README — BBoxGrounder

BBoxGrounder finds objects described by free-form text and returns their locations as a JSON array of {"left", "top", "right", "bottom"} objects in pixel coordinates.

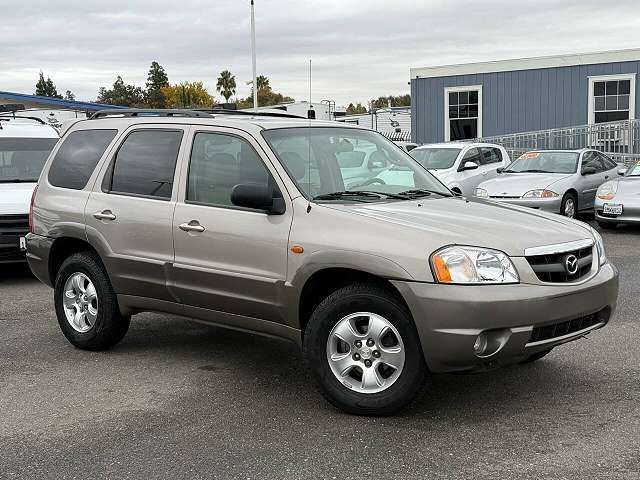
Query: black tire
[
  {"left": 597, "top": 221, "right": 617, "bottom": 230},
  {"left": 54, "top": 251, "right": 130, "bottom": 351},
  {"left": 520, "top": 348, "right": 553, "bottom": 364},
  {"left": 560, "top": 192, "right": 578, "bottom": 218},
  {"left": 303, "top": 283, "right": 427, "bottom": 416}
]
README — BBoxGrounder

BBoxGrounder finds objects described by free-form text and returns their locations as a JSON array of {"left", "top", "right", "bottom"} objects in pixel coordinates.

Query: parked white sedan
[{"left": 399, "top": 142, "right": 510, "bottom": 196}]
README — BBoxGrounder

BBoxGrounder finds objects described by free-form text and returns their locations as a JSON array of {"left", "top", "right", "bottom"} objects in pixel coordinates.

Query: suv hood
[
  {"left": 0, "top": 182, "right": 36, "bottom": 215},
  {"left": 326, "top": 197, "right": 592, "bottom": 256},
  {"left": 480, "top": 173, "right": 572, "bottom": 196}
]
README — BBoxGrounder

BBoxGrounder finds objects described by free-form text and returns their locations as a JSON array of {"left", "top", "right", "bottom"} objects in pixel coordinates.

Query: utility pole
[{"left": 250, "top": 0, "right": 257, "bottom": 109}]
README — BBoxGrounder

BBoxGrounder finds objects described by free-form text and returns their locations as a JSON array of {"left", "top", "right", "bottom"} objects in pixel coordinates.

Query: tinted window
[
  {"left": 188, "top": 132, "right": 273, "bottom": 207},
  {"left": 461, "top": 147, "right": 481, "bottom": 166},
  {"left": 0, "top": 138, "right": 58, "bottom": 182},
  {"left": 480, "top": 147, "right": 502, "bottom": 165},
  {"left": 106, "top": 130, "right": 182, "bottom": 199},
  {"left": 48, "top": 129, "right": 117, "bottom": 190},
  {"left": 410, "top": 147, "right": 461, "bottom": 170},
  {"left": 582, "top": 151, "right": 606, "bottom": 173},
  {"left": 599, "top": 153, "right": 618, "bottom": 170}
]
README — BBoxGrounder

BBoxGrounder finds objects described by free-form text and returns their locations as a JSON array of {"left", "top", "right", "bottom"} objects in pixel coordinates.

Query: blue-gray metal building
[{"left": 410, "top": 48, "right": 640, "bottom": 144}]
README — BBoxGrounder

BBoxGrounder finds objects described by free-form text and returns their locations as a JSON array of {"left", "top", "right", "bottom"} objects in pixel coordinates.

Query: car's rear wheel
[
  {"left": 520, "top": 348, "right": 553, "bottom": 364},
  {"left": 303, "top": 283, "right": 426, "bottom": 416},
  {"left": 54, "top": 251, "right": 130, "bottom": 351},
  {"left": 560, "top": 192, "right": 577, "bottom": 218}
]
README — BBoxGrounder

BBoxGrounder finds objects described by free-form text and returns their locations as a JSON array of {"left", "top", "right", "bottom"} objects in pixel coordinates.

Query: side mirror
[
  {"left": 582, "top": 166, "right": 597, "bottom": 176},
  {"left": 618, "top": 168, "right": 627, "bottom": 176},
  {"left": 231, "top": 183, "right": 285, "bottom": 214},
  {"left": 496, "top": 167, "right": 505, "bottom": 174},
  {"left": 459, "top": 161, "right": 479, "bottom": 171}
]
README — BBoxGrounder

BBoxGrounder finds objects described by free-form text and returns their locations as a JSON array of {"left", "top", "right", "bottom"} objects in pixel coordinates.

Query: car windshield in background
[
  {"left": 0, "top": 137, "right": 58, "bottom": 182},
  {"left": 262, "top": 127, "right": 451, "bottom": 201},
  {"left": 410, "top": 147, "right": 461, "bottom": 170},
  {"left": 504, "top": 151, "right": 579, "bottom": 174},
  {"left": 626, "top": 162, "right": 640, "bottom": 176}
]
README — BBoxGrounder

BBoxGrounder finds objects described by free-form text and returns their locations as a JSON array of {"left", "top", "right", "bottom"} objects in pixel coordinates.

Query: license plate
[
  {"left": 19, "top": 236, "right": 26, "bottom": 251},
  {"left": 603, "top": 203, "right": 623, "bottom": 215}
]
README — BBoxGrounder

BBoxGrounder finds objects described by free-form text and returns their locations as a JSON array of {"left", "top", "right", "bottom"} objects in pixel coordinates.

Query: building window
[
  {"left": 588, "top": 74, "right": 636, "bottom": 124},
  {"left": 444, "top": 85, "right": 482, "bottom": 141}
]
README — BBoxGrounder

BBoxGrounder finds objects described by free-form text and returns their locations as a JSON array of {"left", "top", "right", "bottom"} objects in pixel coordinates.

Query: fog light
[{"left": 474, "top": 333, "right": 488, "bottom": 355}]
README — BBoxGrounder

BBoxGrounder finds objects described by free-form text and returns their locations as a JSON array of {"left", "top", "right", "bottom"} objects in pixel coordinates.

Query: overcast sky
[{"left": 2, "top": 0, "right": 640, "bottom": 107}]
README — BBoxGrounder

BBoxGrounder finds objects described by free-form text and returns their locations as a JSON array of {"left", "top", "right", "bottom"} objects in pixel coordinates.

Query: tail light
[{"left": 29, "top": 184, "right": 38, "bottom": 233}]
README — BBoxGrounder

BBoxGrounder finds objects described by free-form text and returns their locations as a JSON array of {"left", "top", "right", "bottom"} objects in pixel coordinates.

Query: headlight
[
  {"left": 431, "top": 246, "right": 519, "bottom": 284},
  {"left": 475, "top": 188, "right": 488, "bottom": 198},
  {"left": 591, "top": 227, "right": 607, "bottom": 266},
  {"left": 596, "top": 181, "right": 618, "bottom": 200},
  {"left": 522, "top": 189, "right": 559, "bottom": 198}
]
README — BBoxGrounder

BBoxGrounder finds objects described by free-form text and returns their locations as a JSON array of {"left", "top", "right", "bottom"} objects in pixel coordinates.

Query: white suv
[
  {"left": 0, "top": 114, "right": 59, "bottom": 263},
  {"left": 402, "top": 142, "right": 510, "bottom": 196}
]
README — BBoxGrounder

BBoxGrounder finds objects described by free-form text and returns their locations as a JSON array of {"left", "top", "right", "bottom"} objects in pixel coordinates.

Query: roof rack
[
  {"left": 0, "top": 113, "right": 47, "bottom": 125},
  {"left": 196, "top": 108, "right": 306, "bottom": 119},
  {"left": 90, "top": 109, "right": 213, "bottom": 119}
]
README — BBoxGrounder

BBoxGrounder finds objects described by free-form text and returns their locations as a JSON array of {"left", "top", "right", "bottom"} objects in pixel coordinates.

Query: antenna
[
  {"left": 250, "top": 0, "right": 258, "bottom": 109},
  {"left": 306, "top": 59, "right": 312, "bottom": 213}
]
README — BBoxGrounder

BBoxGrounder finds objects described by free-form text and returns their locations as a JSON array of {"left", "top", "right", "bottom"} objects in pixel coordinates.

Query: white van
[{"left": 0, "top": 115, "right": 59, "bottom": 263}]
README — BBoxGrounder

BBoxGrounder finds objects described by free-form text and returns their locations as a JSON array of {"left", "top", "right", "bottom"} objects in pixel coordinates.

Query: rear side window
[
  {"left": 104, "top": 130, "right": 182, "bottom": 199},
  {"left": 480, "top": 147, "right": 503, "bottom": 165},
  {"left": 48, "top": 129, "right": 117, "bottom": 190}
]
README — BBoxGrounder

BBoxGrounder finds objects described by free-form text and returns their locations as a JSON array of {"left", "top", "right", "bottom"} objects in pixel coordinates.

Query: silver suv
[{"left": 27, "top": 109, "right": 619, "bottom": 415}]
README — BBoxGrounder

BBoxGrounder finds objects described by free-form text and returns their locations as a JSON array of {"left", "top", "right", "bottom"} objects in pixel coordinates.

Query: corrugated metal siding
[{"left": 412, "top": 60, "right": 640, "bottom": 144}]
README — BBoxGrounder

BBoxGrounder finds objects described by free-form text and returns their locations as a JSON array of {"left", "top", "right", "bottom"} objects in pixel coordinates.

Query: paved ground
[{"left": 1, "top": 220, "right": 639, "bottom": 480}]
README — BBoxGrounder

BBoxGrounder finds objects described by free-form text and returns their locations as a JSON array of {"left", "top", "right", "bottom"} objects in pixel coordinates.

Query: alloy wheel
[{"left": 62, "top": 272, "right": 98, "bottom": 333}]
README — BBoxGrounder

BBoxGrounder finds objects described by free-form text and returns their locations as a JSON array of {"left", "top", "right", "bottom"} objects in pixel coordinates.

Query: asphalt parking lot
[{"left": 1, "top": 219, "right": 638, "bottom": 480}]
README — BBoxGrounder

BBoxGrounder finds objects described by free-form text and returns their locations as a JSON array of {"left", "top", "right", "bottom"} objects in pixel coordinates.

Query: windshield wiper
[
  {"left": 0, "top": 178, "right": 38, "bottom": 183},
  {"left": 396, "top": 188, "right": 452, "bottom": 198},
  {"left": 313, "top": 190, "right": 407, "bottom": 201},
  {"left": 517, "top": 169, "right": 553, "bottom": 173}
]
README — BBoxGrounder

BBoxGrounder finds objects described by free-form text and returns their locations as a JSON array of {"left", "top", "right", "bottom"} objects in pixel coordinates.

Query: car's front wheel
[
  {"left": 54, "top": 251, "right": 130, "bottom": 351},
  {"left": 303, "top": 283, "right": 426, "bottom": 415},
  {"left": 560, "top": 192, "right": 577, "bottom": 218}
]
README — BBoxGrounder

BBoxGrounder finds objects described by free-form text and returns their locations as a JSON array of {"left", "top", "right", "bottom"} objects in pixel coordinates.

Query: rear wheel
[
  {"left": 54, "top": 251, "right": 130, "bottom": 351},
  {"left": 520, "top": 348, "right": 553, "bottom": 364},
  {"left": 560, "top": 192, "right": 577, "bottom": 218},
  {"left": 303, "top": 283, "right": 426, "bottom": 416}
]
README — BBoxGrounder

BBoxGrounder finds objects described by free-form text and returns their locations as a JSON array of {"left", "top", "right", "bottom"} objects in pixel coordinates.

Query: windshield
[
  {"left": 262, "top": 127, "right": 451, "bottom": 201},
  {"left": 0, "top": 137, "right": 58, "bottom": 182},
  {"left": 626, "top": 161, "right": 640, "bottom": 177},
  {"left": 504, "top": 151, "right": 579, "bottom": 174},
  {"left": 410, "top": 147, "right": 461, "bottom": 170}
]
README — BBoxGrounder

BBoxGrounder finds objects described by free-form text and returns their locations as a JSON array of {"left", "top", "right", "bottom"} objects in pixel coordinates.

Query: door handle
[
  {"left": 179, "top": 220, "right": 205, "bottom": 233},
  {"left": 93, "top": 210, "right": 116, "bottom": 221}
]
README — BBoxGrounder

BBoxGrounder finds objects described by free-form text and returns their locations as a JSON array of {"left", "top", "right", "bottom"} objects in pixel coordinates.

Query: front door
[
  {"left": 171, "top": 129, "right": 292, "bottom": 324},
  {"left": 579, "top": 151, "right": 606, "bottom": 209},
  {"left": 85, "top": 127, "right": 186, "bottom": 301},
  {"left": 456, "top": 147, "right": 483, "bottom": 195}
]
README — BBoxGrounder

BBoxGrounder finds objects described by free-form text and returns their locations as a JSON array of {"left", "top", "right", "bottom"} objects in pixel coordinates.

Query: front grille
[
  {"left": 526, "top": 246, "right": 593, "bottom": 283},
  {"left": 489, "top": 195, "right": 520, "bottom": 199},
  {"left": 0, "top": 215, "right": 28, "bottom": 261},
  {"left": 529, "top": 308, "right": 610, "bottom": 344}
]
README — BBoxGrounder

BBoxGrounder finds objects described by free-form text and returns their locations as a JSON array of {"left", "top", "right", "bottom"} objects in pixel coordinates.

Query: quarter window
[
  {"left": 187, "top": 132, "right": 275, "bottom": 208},
  {"left": 48, "top": 129, "right": 117, "bottom": 190},
  {"left": 104, "top": 130, "right": 182, "bottom": 199}
]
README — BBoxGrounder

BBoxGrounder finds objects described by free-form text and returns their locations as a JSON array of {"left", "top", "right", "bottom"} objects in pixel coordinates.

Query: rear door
[
  {"left": 170, "top": 127, "right": 292, "bottom": 324},
  {"left": 85, "top": 126, "right": 187, "bottom": 301},
  {"left": 479, "top": 146, "right": 505, "bottom": 183}
]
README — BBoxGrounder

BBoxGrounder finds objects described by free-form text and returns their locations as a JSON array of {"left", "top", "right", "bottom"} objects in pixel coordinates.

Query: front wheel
[
  {"left": 303, "top": 283, "right": 426, "bottom": 415},
  {"left": 54, "top": 251, "right": 130, "bottom": 351},
  {"left": 560, "top": 192, "right": 577, "bottom": 218}
]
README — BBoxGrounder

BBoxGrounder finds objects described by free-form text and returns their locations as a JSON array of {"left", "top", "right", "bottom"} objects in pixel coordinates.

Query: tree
[
  {"left": 97, "top": 76, "right": 145, "bottom": 107},
  {"left": 216, "top": 70, "right": 236, "bottom": 102},
  {"left": 346, "top": 102, "right": 367, "bottom": 115},
  {"left": 161, "top": 82, "right": 214, "bottom": 108},
  {"left": 64, "top": 90, "right": 76, "bottom": 101},
  {"left": 236, "top": 75, "right": 293, "bottom": 108},
  {"left": 145, "top": 61, "right": 169, "bottom": 108},
  {"left": 370, "top": 94, "right": 411, "bottom": 110},
  {"left": 35, "top": 71, "right": 62, "bottom": 98},
  {"left": 256, "top": 75, "right": 270, "bottom": 92}
]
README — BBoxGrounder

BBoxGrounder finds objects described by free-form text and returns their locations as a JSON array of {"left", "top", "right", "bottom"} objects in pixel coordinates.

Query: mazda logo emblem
[{"left": 565, "top": 254, "right": 579, "bottom": 275}]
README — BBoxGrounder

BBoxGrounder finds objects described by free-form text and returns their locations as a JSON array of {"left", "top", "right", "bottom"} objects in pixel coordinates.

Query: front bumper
[
  {"left": 392, "top": 263, "right": 619, "bottom": 373},
  {"left": 595, "top": 198, "right": 640, "bottom": 224},
  {"left": 486, "top": 196, "right": 562, "bottom": 213}
]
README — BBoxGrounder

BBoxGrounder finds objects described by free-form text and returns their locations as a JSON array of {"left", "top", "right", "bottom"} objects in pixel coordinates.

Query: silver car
[
  {"left": 595, "top": 160, "right": 640, "bottom": 228},
  {"left": 475, "top": 149, "right": 621, "bottom": 218}
]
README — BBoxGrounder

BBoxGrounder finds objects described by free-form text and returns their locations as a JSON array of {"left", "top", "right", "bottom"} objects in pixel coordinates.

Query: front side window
[
  {"left": 505, "top": 152, "right": 579, "bottom": 174},
  {"left": 599, "top": 153, "right": 618, "bottom": 170},
  {"left": 460, "top": 147, "right": 481, "bottom": 167},
  {"left": 410, "top": 147, "right": 461, "bottom": 170},
  {"left": 446, "top": 88, "right": 480, "bottom": 141},
  {"left": 48, "top": 129, "right": 117, "bottom": 189},
  {"left": 0, "top": 137, "right": 58, "bottom": 183},
  {"left": 262, "top": 127, "right": 451, "bottom": 201},
  {"left": 104, "top": 130, "right": 182, "bottom": 199},
  {"left": 187, "top": 132, "right": 275, "bottom": 207},
  {"left": 581, "top": 151, "right": 606, "bottom": 173},
  {"left": 626, "top": 161, "right": 640, "bottom": 176}
]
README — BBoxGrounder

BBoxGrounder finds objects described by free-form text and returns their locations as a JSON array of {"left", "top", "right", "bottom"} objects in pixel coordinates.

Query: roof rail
[
  {"left": 196, "top": 108, "right": 307, "bottom": 119},
  {"left": 0, "top": 113, "right": 47, "bottom": 125},
  {"left": 90, "top": 109, "right": 213, "bottom": 119}
]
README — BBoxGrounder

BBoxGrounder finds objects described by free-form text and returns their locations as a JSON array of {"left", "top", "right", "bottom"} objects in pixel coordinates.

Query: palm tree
[
  {"left": 216, "top": 70, "right": 236, "bottom": 102},
  {"left": 256, "top": 75, "right": 270, "bottom": 92}
]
